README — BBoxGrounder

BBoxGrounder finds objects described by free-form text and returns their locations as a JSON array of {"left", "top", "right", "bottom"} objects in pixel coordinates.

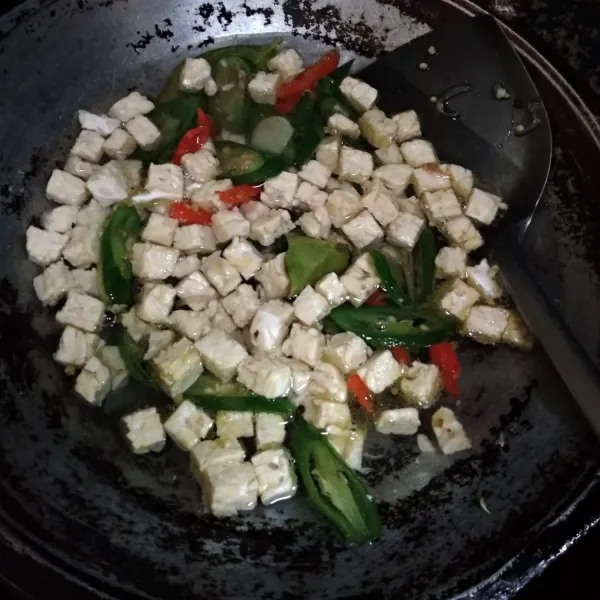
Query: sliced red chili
[
  {"left": 348, "top": 373, "right": 374, "bottom": 413},
  {"left": 169, "top": 202, "right": 212, "bottom": 225},
  {"left": 171, "top": 109, "right": 213, "bottom": 166},
  {"left": 391, "top": 346, "right": 411, "bottom": 366},
  {"left": 429, "top": 342, "right": 461, "bottom": 398},
  {"left": 366, "top": 289, "right": 387, "bottom": 307},
  {"left": 217, "top": 184, "right": 262, "bottom": 206}
]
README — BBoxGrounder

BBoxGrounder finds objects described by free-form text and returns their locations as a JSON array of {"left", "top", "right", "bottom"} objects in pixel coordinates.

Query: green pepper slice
[
  {"left": 372, "top": 250, "right": 411, "bottom": 307},
  {"left": 200, "top": 40, "right": 282, "bottom": 71},
  {"left": 117, "top": 328, "right": 161, "bottom": 390},
  {"left": 329, "top": 59, "right": 354, "bottom": 85},
  {"left": 214, "top": 141, "right": 285, "bottom": 184},
  {"left": 290, "top": 92, "right": 324, "bottom": 167}
]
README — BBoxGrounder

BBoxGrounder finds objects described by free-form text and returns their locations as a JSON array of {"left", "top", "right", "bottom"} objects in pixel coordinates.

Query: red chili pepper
[
  {"left": 275, "top": 89, "right": 317, "bottom": 114},
  {"left": 348, "top": 373, "right": 374, "bottom": 413},
  {"left": 217, "top": 184, "right": 262, "bottom": 206},
  {"left": 429, "top": 342, "right": 461, "bottom": 398},
  {"left": 391, "top": 346, "right": 411, "bottom": 366},
  {"left": 169, "top": 202, "right": 212, "bottom": 225},
  {"left": 171, "top": 108, "right": 213, "bottom": 166},
  {"left": 366, "top": 289, "right": 387, "bottom": 306}
]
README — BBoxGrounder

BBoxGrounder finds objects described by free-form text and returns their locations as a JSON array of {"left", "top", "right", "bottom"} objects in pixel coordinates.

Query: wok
[{"left": 1, "top": 1, "right": 600, "bottom": 598}]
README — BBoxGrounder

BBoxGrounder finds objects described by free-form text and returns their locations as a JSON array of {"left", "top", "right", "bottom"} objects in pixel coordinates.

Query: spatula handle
[{"left": 494, "top": 243, "right": 600, "bottom": 439}]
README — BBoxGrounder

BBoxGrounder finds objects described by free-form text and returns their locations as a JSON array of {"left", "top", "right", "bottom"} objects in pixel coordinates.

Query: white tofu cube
[
  {"left": 375, "top": 407, "right": 420, "bottom": 435},
  {"left": 437, "top": 278, "right": 481, "bottom": 321},
  {"left": 442, "top": 216, "right": 484, "bottom": 252},
  {"left": 465, "top": 259, "right": 502, "bottom": 303},
  {"left": 326, "top": 113, "right": 360, "bottom": 139},
  {"left": 315, "top": 272, "right": 348, "bottom": 307},
  {"left": 254, "top": 253, "right": 289, "bottom": 299},
  {"left": 248, "top": 71, "right": 280, "bottom": 104},
  {"left": 64, "top": 155, "right": 97, "bottom": 181},
  {"left": 342, "top": 210, "right": 384, "bottom": 250},
  {"left": 432, "top": 407, "right": 472, "bottom": 454},
  {"left": 173, "top": 254, "right": 202, "bottom": 279},
  {"left": 338, "top": 147, "right": 373, "bottom": 184},
  {"left": 86, "top": 161, "right": 130, "bottom": 207},
  {"left": 387, "top": 212, "right": 425, "bottom": 250},
  {"left": 323, "top": 332, "right": 370, "bottom": 374},
  {"left": 141, "top": 213, "right": 178, "bottom": 247},
  {"left": 179, "top": 57, "right": 212, "bottom": 92},
  {"left": 441, "top": 164, "right": 474, "bottom": 200},
  {"left": 315, "top": 137, "right": 341, "bottom": 172},
  {"left": 400, "top": 361, "right": 442, "bottom": 409},
  {"left": 96, "top": 345, "right": 128, "bottom": 390},
  {"left": 362, "top": 187, "right": 399, "bottom": 227},
  {"left": 189, "top": 179, "right": 231, "bottom": 211},
  {"left": 357, "top": 349, "right": 405, "bottom": 394},
  {"left": 102, "top": 128, "right": 136, "bottom": 160},
  {"left": 293, "top": 286, "right": 330, "bottom": 326},
  {"left": 164, "top": 400, "right": 214, "bottom": 451},
  {"left": 339, "top": 77, "right": 378, "bottom": 112},
  {"left": 435, "top": 246, "right": 467, "bottom": 279},
  {"left": 421, "top": 189, "right": 463, "bottom": 225},
  {"left": 464, "top": 188, "right": 502, "bottom": 225},
  {"left": 267, "top": 49, "right": 303, "bottom": 81},
  {"left": 46, "top": 169, "right": 89, "bottom": 206},
  {"left": 249, "top": 299, "right": 294, "bottom": 354},
  {"left": 33, "top": 261, "right": 71, "bottom": 305},
  {"left": 144, "top": 329, "right": 176, "bottom": 360},
  {"left": 190, "top": 436, "right": 246, "bottom": 479},
  {"left": 75, "top": 356, "right": 111, "bottom": 406},
  {"left": 392, "top": 110, "right": 421, "bottom": 142},
  {"left": 308, "top": 398, "right": 352, "bottom": 430},
  {"left": 200, "top": 252, "right": 242, "bottom": 296},
  {"left": 54, "top": 326, "right": 100, "bottom": 367},
  {"left": 78, "top": 110, "right": 120, "bottom": 136},
  {"left": 282, "top": 358, "right": 312, "bottom": 400},
  {"left": 328, "top": 426, "right": 366, "bottom": 470},
  {"left": 76, "top": 199, "right": 108, "bottom": 229},
  {"left": 121, "top": 408, "right": 166, "bottom": 455},
  {"left": 372, "top": 164, "right": 414, "bottom": 196},
  {"left": 309, "top": 361, "right": 347, "bottom": 403},
  {"left": 339, "top": 264, "right": 379, "bottom": 307},
  {"left": 42, "top": 205, "right": 79, "bottom": 234},
  {"left": 359, "top": 109, "right": 397, "bottom": 149},
  {"left": 56, "top": 291, "right": 105, "bottom": 333},
  {"left": 417, "top": 433, "right": 436, "bottom": 453},
  {"left": 502, "top": 310, "right": 534, "bottom": 351},
  {"left": 124, "top": 115, "right": 161, "bottom": 150},
  {"left": 173, "top": 224, "right": 217, "bottom": 255},
  {"left": 119, "top": 308, "right": 152, "bottom": 344},
  {"left": 26, "top": 226, "right": 68, "bottom": 266},
  {"left": 136, "top": 283, "right": 176, "bottom": 324},
  {"left": 239, "top": 200, "right": 270, "bottom": 222},
  {"left": 396, "top": 195, "right": 425, "bottom": 218},
  {"left": 400, "top": 139, "right": 437, "bottom": 167},
  {"left": 255, "top": 414, "right": 287, "bottom": 451},
  {"left": 411, "top": 164, "right": 452, "bottom": 196},
  {"left": 297, "top": 206, "right": 332, "bottom": 239},
  {"left": 375, "top": 143, "right": 404, "bottom": 165},
  {"left": 146, "top": 163, "right": 184, "bottom": 201},
  {"left": 221, "top": 284, "right": 262, "bottom": 328},
  {"left": 222, "top": 237, "right": 263, "bottom": 280},
  {"left": 62, "top": 225, "right": 99, "bottom": 268},
  {"left": 298, "top": 160, "right": 331, "bottom": 189},
  {"left": 260, "top": 171, "right": 299, "bottom": 209},
  {"left": 211, "top": 209, "right": 250, "bottom": 244},
  {"left": 71, "top": 130, "right": 105, "bottom": 163},
  {"left": 249, "top": 209, "right": 295, "bottom": 246},
  {"left": 152, "top": 337, "right": 204, "bottom": 397},
  {"left": 237, "top": 356, "right": 292, "bottom": 398},
  {"left": 175, "top": 271, "right": 218, "bottom": 311},
  {"left": 108, "top": 91, "right": 154, "bottom": 122},
  {"left": 131, "top": 242, "right": 179, "bottom": 280},
  {"left": 461, "top": 305, "right": 510, "bottom": 344},
  {"left": 195, "top": 329, "right": 248, "bottom": 382},
  {"left": 325, "top": 187, "right": 363, "bottom": 228},
  {"left": 354, "top": 252, "right": 380, "bottom": 279},
  {"left": 282, "top": 323, "right": 325, "bottom": 367},
  {"left": 169, "top": 309, "right": 212, "bottom": 341},
  {"left": 181, "top": 149, "right": 220, "bottom": 183},
  {"left": 251, "top": 448, "right": 297, "bottom": 505},
  {"left": 202, "top": 462, "right": 258, "bottom": 517},
  {"left": 216, "top": 411, "right": 254, "bottom": 439}
]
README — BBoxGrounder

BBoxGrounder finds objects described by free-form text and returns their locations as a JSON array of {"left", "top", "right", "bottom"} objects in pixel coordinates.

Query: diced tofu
[
  {"left": 200, "top": 252, "right": 242, "bottom": 296},
  {"left": 310, "top": 361, "right": 347, "bottom": 403},
  {"left": 78, "top": 110, "right": 120, "bottom": 136},
  {"left": 392, "top": 110, "right": 421, "bottom": 143},
  {"left": 222, "top": 284, "right": 262, "bottom": 328},
  {"left": 441, "top": 164, "right": 474, "bottom": 200},
  {"left": 108, "top": 91, "right": 154, "bottom": 122},
  {"left": 249, "top": 299, "right": 294, "bottom": 354},
  {"left": 222, "top": 237, "right": 263, "bottom": 280},
  {"left": 131, "top": 242, "right": 179, "bottom": 280},
  {"left": 375, "top": 407, "right": 420, "bottom": 435},
  {"left": 400, "top": 361, "right": 442, "bottom": 409},
  {"left": 152, "top": 337, "right": 204, "bottom": 397},
  {"left": 282, "top": 323, "right": 325, "bottom": 367},
  {"left": 417, "top": 433, "right": 436, "bottom": 453},
  {"left": 248, "top": 71, "right": 280, "bottom": 104},
  {"left": 102, "top": 129, "right": 136, "bottom": 160},
  {"left": 26, "top": 226, "right": 68, "bottom": 267},
  {"left": 237, "top": 356, "right": 292, "bottom": 398},
  {"left": 400, "top": 139, "right": 438, "bottom": 169},
  {"left": 195, "top": 329, "right": 248, "bottom": 382},
  {"left": 375, "top": 143, "right": 404, "bottom": 165},
  {"left": 54, "top": 326, "right": 100, "bottom": 367},
  {"left": 298, "top": 160, "right": 331, "bottom": 189},
  {"left": 435, "top": 246, "right": 467, "bottom": 279},
  {"left": 144, "top": 329, "right": 175, "bottom": 360},
  {"left": 76, "top": 199, "right": 108, "bottom": 229},
  {"left": 190, "top": 436, "right": 246, "bottom": 479},
  {"left": 46, "top": 169, "right": 89, "bottom": 206},
  {"left": 421, "top": 189, "right": 463, "bottom": 225},
  {"left": 62, "top": 225, "right": 99, "bottom": 268},
  {"left": 315, "top": 137, "right": 341, "bottom": 172},
  {"left": 293, "top": 286, "right": 330, "bottom": 326},
  {"left": 239, "top": 200, "right": 270, "bottom": 222},
  {"left": 173, "top": 254, "right": 202, "bottom": 279},
  {"left": 396, "top": 195, "right": 424, "bottom": 218},
  {"left": 282, "top": 357, "right": 312, "bottom": 401},
  {"left": 86, "top": 161, "right": 130, "bottom": 207},
  {"left": 56, "top": 291, "right": 105, "bottom": 333},
  {"left": 251, "top": 448, "right": 297, "bottom": 505},
  {"left": 69, "top": 268, "right": 96, "bottom": 300},
  {"left": 96, "top": 345, "right": 128, "bottom": 390},
  {"left": 216, "top": 411, "right": 254, "bottom": 438},
  {"left": 202, "top": 462, "right": 258, "bottom": 517},
  {"left": 432, "top": 407, "right": 472, "bottom": 454},
  {"left": 145, "top": 163, "right": 184, "bottom": 201},
  {"left": 255, "top": 414, "right": 287, "bottom": 451},
  {"left": 64, "top": 155, "right": 97, "bottom": 181},
  {"left": 502, "top": 310, "right": 534, "bottom": 351},
  {"left": 325, "top": 187, "right": 362, "bottom": 228},
  {"left": 260, "top": 171, "right": 299, "bottom": 209},
  {"left": 442, "top": 216, "right": 484, "bottom": 252},
  {"left": 169, "top": 309, "right": 212, "bottom": 341},
  {"left": 71, "top": 130, "right": 105, "bottom": 163},
  {"left": 249, "top": 209, "right": 295, "bottom": 246},
  {"left": 412, "top": 164, "right": 452, "bottom": 196},
  {"left": 372, "top": 164, "right": 414, "bottom": 196},
  {"left": 42, "top": 205, "right": 78, "bottom": 234},
  {"left": 189, "top": 180, "right": 230, "bottom": 212},
  {"left": 387, "top": 212, "right": 425, "bottom": 250},
  {"left": 179, "top": 57, "right": 212, "bottom": 91},
  {"left": 254, "top": 253, "right": 289, "bottom": 299},
  {"left": 465, "top": 259, "right": 502, "bottom": 303},
  {"left": 338, "top": 147, "right": 373, "bottom": 184},
  {"left": 75, "top": 356, "right": 111, "bottom": 406},
  {"left": 211, "top": 209, "right": 250, "bottom": 244},
  {"left": 315, "top": 272, "right": 348, "bottom": 307},
  {"left": 342, "top": 210, "right": 384, "bottom": 250},
  {"left": 121, "top": 408, "right": 166, "bottom": 455},
  {"left": 172, "top": 224, "right": 217, "bottom": 256},
  {"left": 121, "top": 159, "right": 144, "bottom": 189},
  {"left": 297, "top": 206, "right": 332, "bottom": 239},
  {"left": 141, "top": 213, "right": 178, "bottom": 247},
  {"left": 437, "top": 278, "right": 481, "bottom": 321},
  {"left": 124, "top": 115, "right": 161, "bottom": 150},
  {"left": 165, "top": 400, "right": 214, "bottom": 451},
  {"left": 362, "top": 187, "right": 399, "bottom": 227},
  {"left": 33, "top": 261, "right": 71, "bottom": 305},
  {"left": 326, "top": 113, "right": 360, "bottom": 139},
  {"left": 461, "top": 305, "right": 510, "bottom": 344},
  {"left": 357, "top": 349, "right": 405, "bottom": 394},
  {"left": 339, "top": 77, "right": 378, "bottom": 112},
  {"left": 181, "top": 149, "right": 220, "bottom": 183},
  {"left": 267, "top": 48, "right": 303, "bottom": 81},
  {"left": 359, "top": 109, "right": 396, "bottom": 149},
  {"left": 308, "top": 398, "right": 352, "bottom": 430},
  {"left": 175, "top": 271, "right": 218, "bottom": 311},
  {"left": 339, "top": 264, "right": 379, "bottom": 307},
  {"left": 464, "top": 188, "right": 502, "bottom": 225},
  {"left": 137, "top": 283, "right": 176, "bottom": 324},
  {"left": 354, "top": 252, "right": 379, "bottom": 279},
  {"left": 323, "top": 332, "right": 370, "bottom": 374},
  {"left": 328, "top": 426, "right": 366, "bottom": 470}
]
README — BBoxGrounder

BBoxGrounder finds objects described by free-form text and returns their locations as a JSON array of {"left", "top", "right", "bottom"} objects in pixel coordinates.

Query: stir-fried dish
[{"left": 26, "top": 41, "right": 534, "bottom": 546}]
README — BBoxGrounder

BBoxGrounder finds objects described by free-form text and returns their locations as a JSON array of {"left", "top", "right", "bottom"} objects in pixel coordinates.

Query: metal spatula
[{"left": 359, "top": 15, "right": 600, "bottom": 438}]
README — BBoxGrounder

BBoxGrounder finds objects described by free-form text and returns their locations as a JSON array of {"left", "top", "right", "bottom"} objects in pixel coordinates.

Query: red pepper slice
[
  {"left": 348, "top": 373, "right": 374, "bottom": 414},
  {"left": 366, "top": 289, "right": 387, "bottom": 306},
  {"left": 171, "top": 108, "right": 213, "bottom": 166},
  {"left": 429, "top": 342, "right": 461, "bottom": 398},
  {"left": 169, "top": 202, "right": 212, "bottom": 225},
  {"left": 275, "top": 89, "right": 317, "bottom": 114},
  {"left": 217, "top": 184, "right": 262, "bottom": 206},
  {"left": 391, "top": 347, "right": 411, "bottom": 366}
]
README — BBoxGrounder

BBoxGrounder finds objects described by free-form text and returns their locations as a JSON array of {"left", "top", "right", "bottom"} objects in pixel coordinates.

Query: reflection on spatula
[{"left": 359, "top": 15, "right": 600, "bottom": 438}]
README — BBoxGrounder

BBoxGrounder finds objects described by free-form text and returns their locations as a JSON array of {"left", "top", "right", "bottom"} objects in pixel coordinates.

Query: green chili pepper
[
  {"left": 200, "top": 40, "right": 282, "bottom": 71},
  {"left": 316, "top": 77, "right": 358, "bottom": 121},
  {"left": 289, "top": 416, "right": 381, "bottom": 545},
  {"left": 415, "top": 227, "right": 436, "bottom": 302},
  {"left": 214, "top": 141, "right": 285, "bottom": 184},
  {"left": 184, "top": 373, "right": 295, "bottom": 414},
  {"left": 117, "top": 328, "right": 161, "bottom": 390},
  {"left": 290, "top": 92, "right": 324, "bottom": 167},
  {"left": 329, "top": 59, "right": 354, "bottom": 85},
  {"left": 372, "top": 250, "right": 410, "bottom": 307}
]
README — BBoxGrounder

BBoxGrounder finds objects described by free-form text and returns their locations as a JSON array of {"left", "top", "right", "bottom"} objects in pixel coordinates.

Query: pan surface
[{"left": 1, "top": 1, "right": 600, "bottom": 598}]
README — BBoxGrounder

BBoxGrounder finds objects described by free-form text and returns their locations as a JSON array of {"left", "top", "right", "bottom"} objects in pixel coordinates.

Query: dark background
[{"left": 1, "top": 0, "right": 599, "bottom": 598}]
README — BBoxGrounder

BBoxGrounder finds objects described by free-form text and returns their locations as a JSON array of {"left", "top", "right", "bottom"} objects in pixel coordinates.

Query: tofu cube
[
  {"left": 78, "top": 110, "right": 120, "bottom": 136},
  {"left": 267, "top": 49, "right": 303, "bottom": 81},
  {"left": 443, "top": 216, "right": 484, "bottom": 252},
  {"left": 392, "top": 110, "right": 421, "bottom": 142},
  {"left": 64, "top": 155, "right": 97, "bottom": 181},
  {"left": 86, "top": 161, "right": 130, "bottom": 207},
  {"left": 325, "top": 187, "right": 363, "bottom": 228},
  {"left": 359, "top": 109, "right": 397, "bottom": 149},
  {"left": 173, "top": 224, "right": 217, "bottom": 255},
  {"left": 255, "top": 414, "right": 287, "bottom": 451},
  {"left": 282, "top": 323, "right": 325, "bottom": 367},
  {"left": 249, "top": 299, "right": 294, "bottom": 354},
  {"left": 326, "top": 113, "right": 360, "bottom": 139},
  {"left": 179, "top": 57, "right": 212, "bottom": 92},
  {"left": 338, "top": 147, "right": 373, "bottom": 184},
  {"left": 375, "top": 407, "right": 420, "bottom": 435},
  {"left": 357, "top": 349, "right": 405, "bottom": 394},
  {"left": 400, "top": 361, "right": 442, "bottom": 409},
  {"left": 237, "top": 356, "right": 292, "bottom": 398},
  {"left": 339, "top": 264, "right": 379, "bottom": 307},
  {"left": 240, "top": 200, "right": 271, "bottom": 222},
  {"left": 254, "top": 253, "right": 289, "bottom": 299},
  {"left": 297, "top": 206, "right": 332, "bottom": 239},
  {"left": 315, "top": 272, "right": 348, "bottom": 307},
  {"left": 417, "top": 433, "right": 436, "bottom": 453},
  {"left": 131, "top": 242, "right": 179, "bottom": 280},
  {"left": 173, "top": 254, "right": 202, "bottom": 279},
  {"left": 437, "top": 278, "right": 481, "bottom": 321},
  {"left": 137, "top": 283, "right": 176, "bottom": 324},
  {"left": 342, "top": 210, "right": 384, "bottom": 250},
  {"left": 152, "top": 337, "right": 204, "bottom": 397},
  {"left": 124, "top": 115, "right": 161, "bottom": 150},
  {"left": 42, "top": 205, "right": 79, "bottom": 234},
  {"left": 328, "top": 426, "right": 366, "bottom": 470},
  {"left": 46, "top": 169, "right": 89, "bottom": 206},
  {"left": 200, "top": 252, "right": 242, "bottom": 296},
  {"left": 412, "top": 164, "right": 452, "bottom": 196},
  {"left": 323, "top": 332, "right": 370, "bottom": 374},
  {"left": 421, "top": 189, "right": 463, "bottom": 225},
  {"left": 309, "top": 361, "right": 348, "bottom": 403},
  {"left": 249, "top": 209, "right": 295, "bottom": 246},
  {"left": 190, "top": 179, "right": 231, "bottom": 212},
  {"left": 293, "top": 286, "right": 330, "bottom": 326},
  {"left": 432, "top": 407, "right": 472, "bottom": 454},
  {"left": 54, "top": 326, "right": 100, "bottom": 367},
  {"left": 190, "top": 436, "right": 246, "bottom": 479},
  {"left": 144, "top": 329, "right": 176, "bottom": 360},
  {"left": 441, "top": 164, "right": 474, "bottom": 200},
  {"left": 216, "top": 411, "right": 254, "bottom": 438},
  {"left": 260, "top": 171, "right": 299, "bottom": 209},
  {"left": 26, "top": 226, "right": 69, "bottom": 266},
  {"left": 435, "top": 246, "right": 467, "bottom": 279},
  {"left": 372, "top": 164, "right": 414, "bottom": 196},
  {"left": 71, "top": 130, "right": 105, "bottom": 163},
  {"left": 76, "top": 199, "right": 108, "bottom": 229},
  {"left": 362, "top": 187, "right": 399, "bottom": 227},
  {"left": 251, "top": 448, "right": 297, "bottom": 505},
  {"left": 375, "top": 143, "right": 404, "bottom": 165},
  {"left": 502, "top": 310, "right": 534, "bottom": 351},
  {"left": 354, "top": 252, "right": 380, "bottom": 278},
  {"left": 308, "top": 398, "right": 352, "bottom": 430},
  {"left": 181, "top": 149, "right": 220, "bottom": 183},
  {"left": 339, "top": 77, "right": 378, "bottom": 112},
  {"left": 33, "top": 261, "right": 71, "bottom": 305},
  {"left": 315, "top": 137, "right": 341, "bottom": 172},
  {"left": 169, "top": 309, "right": 212, "bottom": 341},
  {"left": 164, "top": 400, "right": 214, "bottom": 451},
  {"left": 211, "top": 209, "right": 250, "bottom": 244},
  {"left": 102, "top": 128, "right": 136, "bottom": 160},
  {"left": 387, "top": 212, "right": 425, "bottom": 250},
  {"left": 195, "top": 329, "right": 248, "bottom": 382},
  {"left": 464, "top": 188, "right": 502, "bottom": 225},
  {"left": 175, "top": 271, "right": 218, "bottom": 311},
  {"left": 461, "top": 305, "right": 510, "bottom": 344},
  {"left": 108, "top": 91, "right": 154, "bottom": 122},
  {"left": 222, "top": 237, "right": 263, "bottom": 280},
  {"left": 396, "top": 195, "right": 425, "bottom": 218},
  {"left": 75, "top": 356, "right": 111, "bottom": 406},
  {"left": 298, "top": 160, "right": 331, "bottom": 189},
  {"left": 141, "top": 213, "right": 178, "bottom": 247},
  {"left": 282, "top": 357, "right": 312, "bottom": 400},
  {"left": 62, "top": 225, "right": 99, "bottom": 268},
  {"left": 146, "top": 163, "right": 184, "bottom": 201},
  {"left": 202, "top": 462, "right": 258, "bottom": 517},
  {"left": 96, "top": 345, "right": 128, "bottom": 390},
  {"left": 465, "top": 259, "right": 502, "bottom": 303},
  {"left": 400, "top": 139, "right": 437, "bottom": 167},
  {"left": 248, "top": 71, "right": 280, "bottom": 104},
  {"left": 121, "top": 408, "right": 166, "bottom": 455},
  {"left": 221, "top": 283, "right": 262, "bottom": 328},
  {"left": 56, "top": 291, "right": 105, "bottom": 333}
]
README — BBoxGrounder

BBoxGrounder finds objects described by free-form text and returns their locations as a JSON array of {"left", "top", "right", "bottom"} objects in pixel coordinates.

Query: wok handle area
[{"left": 495, "top": 243, "right": 600, "bottom": 440}]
